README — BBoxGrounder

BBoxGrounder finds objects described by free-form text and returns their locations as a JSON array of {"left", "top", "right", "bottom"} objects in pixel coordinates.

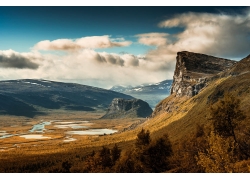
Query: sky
[{"left": 0, "top": 4, "right": 250, "bottom": 89}]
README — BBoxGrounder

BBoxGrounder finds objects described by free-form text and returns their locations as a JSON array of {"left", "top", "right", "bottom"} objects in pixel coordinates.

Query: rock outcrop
[
  {"left": 151, "top": 51, "right": 237, "bottom": 117},
  {"left": 101, "top": 98, "right": 153, "bottom": 119},
  {"left": 171, "top": 51, "right": 237, "bottom": 97}
]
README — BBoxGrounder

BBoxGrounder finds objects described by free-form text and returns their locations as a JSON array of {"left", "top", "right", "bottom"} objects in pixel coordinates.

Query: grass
[
  {"left": 0, "top": 72, "right": 250, "bottom": 172},
  {"left": 0, "top": 110, "right": 145, "bottom": 155}
]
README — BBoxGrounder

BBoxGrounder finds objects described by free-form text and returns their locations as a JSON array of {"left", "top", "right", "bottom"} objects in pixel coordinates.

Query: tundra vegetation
[{"left": 0, "top": 93, "right": 250, "bottom": 173}]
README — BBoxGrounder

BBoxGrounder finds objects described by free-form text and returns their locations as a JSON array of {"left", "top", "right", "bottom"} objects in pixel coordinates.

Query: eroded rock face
[
  {"left": 171, "top": 51, "right": 237, "bottom": 97},
  {"left": 101, "top": 98, "right": 153, "bottom": 119}
]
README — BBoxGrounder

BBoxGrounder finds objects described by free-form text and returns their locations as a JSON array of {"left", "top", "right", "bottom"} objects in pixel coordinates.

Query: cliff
[
  {"left": 101, "top": 98, "right": 153, "bottom": 119},
  {"left": 145, "top": 52, "right": 250, "bottom": 146},
  {"left": 151, "top": 51, "right": 237, "bottom": 117},
  {"left": 171, "top": 51, "right": 237, "bottom": 97}
]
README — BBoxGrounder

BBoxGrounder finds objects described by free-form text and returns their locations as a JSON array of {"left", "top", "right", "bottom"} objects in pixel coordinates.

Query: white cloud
[
  {"left": 0, "top": 49, "right": 167, "bottom": 88},
  {"left": 136, "top": 33, "right": 169, "bottom": 46},
  {"left": 34, "top": 35, "right": 132, "bottom": 51},
  {"left": 157, "top": 11, "right": 250, "bottom": 58},
  {"left": 132, "top": 10, "right": 250, "bottom": 80},
  {"left": 2, "top": 10, "right": 250, "bottom": 88}
]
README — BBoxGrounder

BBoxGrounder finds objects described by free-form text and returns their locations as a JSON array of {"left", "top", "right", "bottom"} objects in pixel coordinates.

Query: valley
[
  {"left": 0, "top": 111, "right": 145, "bottom": 151},
  {"left": 0, "top": 51, "right": 250, "bottom": 173}
]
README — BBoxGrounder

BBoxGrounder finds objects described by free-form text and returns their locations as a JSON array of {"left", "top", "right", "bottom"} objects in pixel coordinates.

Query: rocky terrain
[
  {"left": 101, "top": 98, "right": 153, "bottom": 119},
  {"left": 152, "top": 51, "right": 238, "bottom": 117},
  {"left": 147, "top": 51, "right": 250, "bottom": 144},
  {"left": 110, "top": 79, "right": 172, "bottom": 108},
  {"left": 0, "top": 79, "right": 134, "bottom": 117},
  {"left": 171, "top": 51, "right": 237, "bottom": 97}
]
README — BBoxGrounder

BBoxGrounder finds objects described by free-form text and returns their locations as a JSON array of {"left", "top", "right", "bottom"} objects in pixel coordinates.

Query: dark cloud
[
  {"left": 105, "top": 54, "right": 124, "bottom": 66},
  {"left": 0, "top": 53, "right": 39, "bottom": 69}
]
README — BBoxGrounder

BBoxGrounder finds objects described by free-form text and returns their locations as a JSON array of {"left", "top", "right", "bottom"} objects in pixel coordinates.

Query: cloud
[
  {"left": 34, "top": 35, "right": 132, "bottom": 51},
  {"left": 2, "top": 10, "right": 250, "bottom": 89},
  {"left": 0, "top": 50, "right": 39, "bottom": 69},
  {"left": 133, "top": 10, "right": 250, "bottom": 78},
  {"left": 157, "top": 11, "right": 250, "bottom": 58},
  {"left": 121, "top": 54, "right": 139, "bottom": 66},
  {"left": 136, "top": 33, "right": 169, "bottom": 46},
  {"left": 0, "top": 48, "right": 166, "bottom": 89}
]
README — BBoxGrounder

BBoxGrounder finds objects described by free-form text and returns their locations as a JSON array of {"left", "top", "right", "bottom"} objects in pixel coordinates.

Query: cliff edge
[
  {"left": 152, "top": 51, "right": 237, "bottom": 117},
  {"left": 101, "top": 98, "right": 153, "bottom": 119},
  {"left": 171, "top": 51, "right": 236, "bottom": 97}
]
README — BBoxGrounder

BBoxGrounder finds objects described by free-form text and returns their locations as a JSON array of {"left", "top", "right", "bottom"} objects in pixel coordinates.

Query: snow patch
[
  {"left": 22, "top": 82, "right": 46, "bottom": 87},
  {"left": 133, "top": 88, "right": 142, "bottom": 91}
]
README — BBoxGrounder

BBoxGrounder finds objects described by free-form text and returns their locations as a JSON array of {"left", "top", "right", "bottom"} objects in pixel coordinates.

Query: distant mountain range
[
  {"left": 0, "top": 79, "right": 134, "bottom": 117},
  {"left": 110, "top": 79, "right": 173, "bottom": 108}
]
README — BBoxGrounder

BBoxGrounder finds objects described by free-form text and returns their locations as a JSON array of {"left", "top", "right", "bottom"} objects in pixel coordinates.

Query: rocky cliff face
[
  {"left": 101, "top": 98, "right": 153, "bottom": 119},
  {"left": 151, "top": 51, "right": 237, "bottom": 117},
  {"left": 171, "top": 51, "right": 237, "bottom": 97}
]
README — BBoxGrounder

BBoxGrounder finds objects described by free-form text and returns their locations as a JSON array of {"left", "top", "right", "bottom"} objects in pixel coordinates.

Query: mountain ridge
[{"left": 0, "top": 79, "right": 134, "bottom": 117}]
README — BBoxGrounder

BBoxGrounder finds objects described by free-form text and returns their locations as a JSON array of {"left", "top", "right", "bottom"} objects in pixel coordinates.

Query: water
[
  {"left": 66, "top": 129, "right": 118, "bottom": 135},
  {"left": 54, "top": 124, "right": 88, "bottom": 129},
  {"left": 20, "top": 135, "right": 51, "bottom": 139},
  {"left": 54, "top": 121, "right": 90, "bottom": 129},
  {"left": 63, "top": 137, "right": 76, "bottom": 142},
  {"left": 55, "top": 121, "right": 89, "bottom": 124},
  {"left": 29, "top": 121, "right": 51, "bottom": 133},
  {"left": 0, "top": 131, "right": 7, "bottom": 136},
  {"left": 71, "top": 125, "right": 88, "bottom": 129},
  {"left": 0, "top": 134, "right": 14, "bottom": 139}
]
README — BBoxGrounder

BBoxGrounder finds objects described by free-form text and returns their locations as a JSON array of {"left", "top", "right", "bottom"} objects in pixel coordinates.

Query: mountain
[
  {"left": 143, "top": 51, "right": 250, "bottom": 144},
  {"left": 101, "top": 98, "right": 153, "bottom": 119},
  {"left": 110, "top": 79, "right": 172, "bottom": 109},
  {"left": 171, "top": 51, "right": 237, "bottom": 97},
  {"left": 152, "top": 51, "right": 237, "bottom": 117},
  {"left": 0, "top": 79, "right": 134, "bottom": 117}
]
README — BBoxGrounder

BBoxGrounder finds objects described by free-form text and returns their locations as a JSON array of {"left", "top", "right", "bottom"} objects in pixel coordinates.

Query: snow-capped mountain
[
  {"left": 0, "top": 79, "right": 134, "bottom": 117},
  {"left": 110, "top": 79, "right": 173, "bottom": 108}
]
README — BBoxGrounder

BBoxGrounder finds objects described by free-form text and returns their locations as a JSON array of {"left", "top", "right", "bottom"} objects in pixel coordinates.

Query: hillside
[
  {"left": 0, "top": 51, "right": 250, "bottom": 173},
  {"left": 0, "top": 79, "right": 134, "bottom": 117},
  {"left": 145, "top": 51, "right": 250, "bottom": 144}
]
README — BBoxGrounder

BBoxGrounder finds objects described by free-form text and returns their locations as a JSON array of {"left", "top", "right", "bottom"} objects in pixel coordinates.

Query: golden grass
[
  {"left": 1, "top": 72, "right": 250, "bottom": 172},
  {"left": 0, "top": 74, "right": 245, "bottom": 156},
  {"left": 0, "top": 109, "right": 145, "bottom": 158}
]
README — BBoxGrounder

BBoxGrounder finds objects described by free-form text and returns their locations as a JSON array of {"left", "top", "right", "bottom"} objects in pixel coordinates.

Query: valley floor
[{"left": 0, "top": 110, "right": 145, "bottom": 171}]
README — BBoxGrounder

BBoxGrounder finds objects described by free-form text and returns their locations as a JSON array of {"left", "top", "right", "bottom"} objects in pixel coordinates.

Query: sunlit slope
[{"left": 141, "top": 55, "right": 250, "bottom": 144}]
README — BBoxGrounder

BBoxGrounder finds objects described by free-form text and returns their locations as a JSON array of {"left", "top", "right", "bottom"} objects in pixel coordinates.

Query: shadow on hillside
[
  {"left": 0, "top": 94, "right": 47, "bottom": 118},
  {"left": 65, "top": 105, "right": 95, "bottom": 111}
]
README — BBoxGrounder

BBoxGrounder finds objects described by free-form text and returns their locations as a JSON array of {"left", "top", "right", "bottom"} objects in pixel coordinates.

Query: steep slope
[
  {"left": 101, "top": 98, "right": 153, "bottom": 119},
  {"left": 145, "top": 51, "right": 250, "bottom": 144},
  {"left": 110, "top": 79, "right": 172, "bottom": 108},
  {"left": 171, "top": 51, "right": 236, "bottom": 97},
  {"left": 0, "top": 79, "right": 134, "bottom": 117},
  {"left": 152, "top": 51, "right": 236, "bottom": 116}
]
